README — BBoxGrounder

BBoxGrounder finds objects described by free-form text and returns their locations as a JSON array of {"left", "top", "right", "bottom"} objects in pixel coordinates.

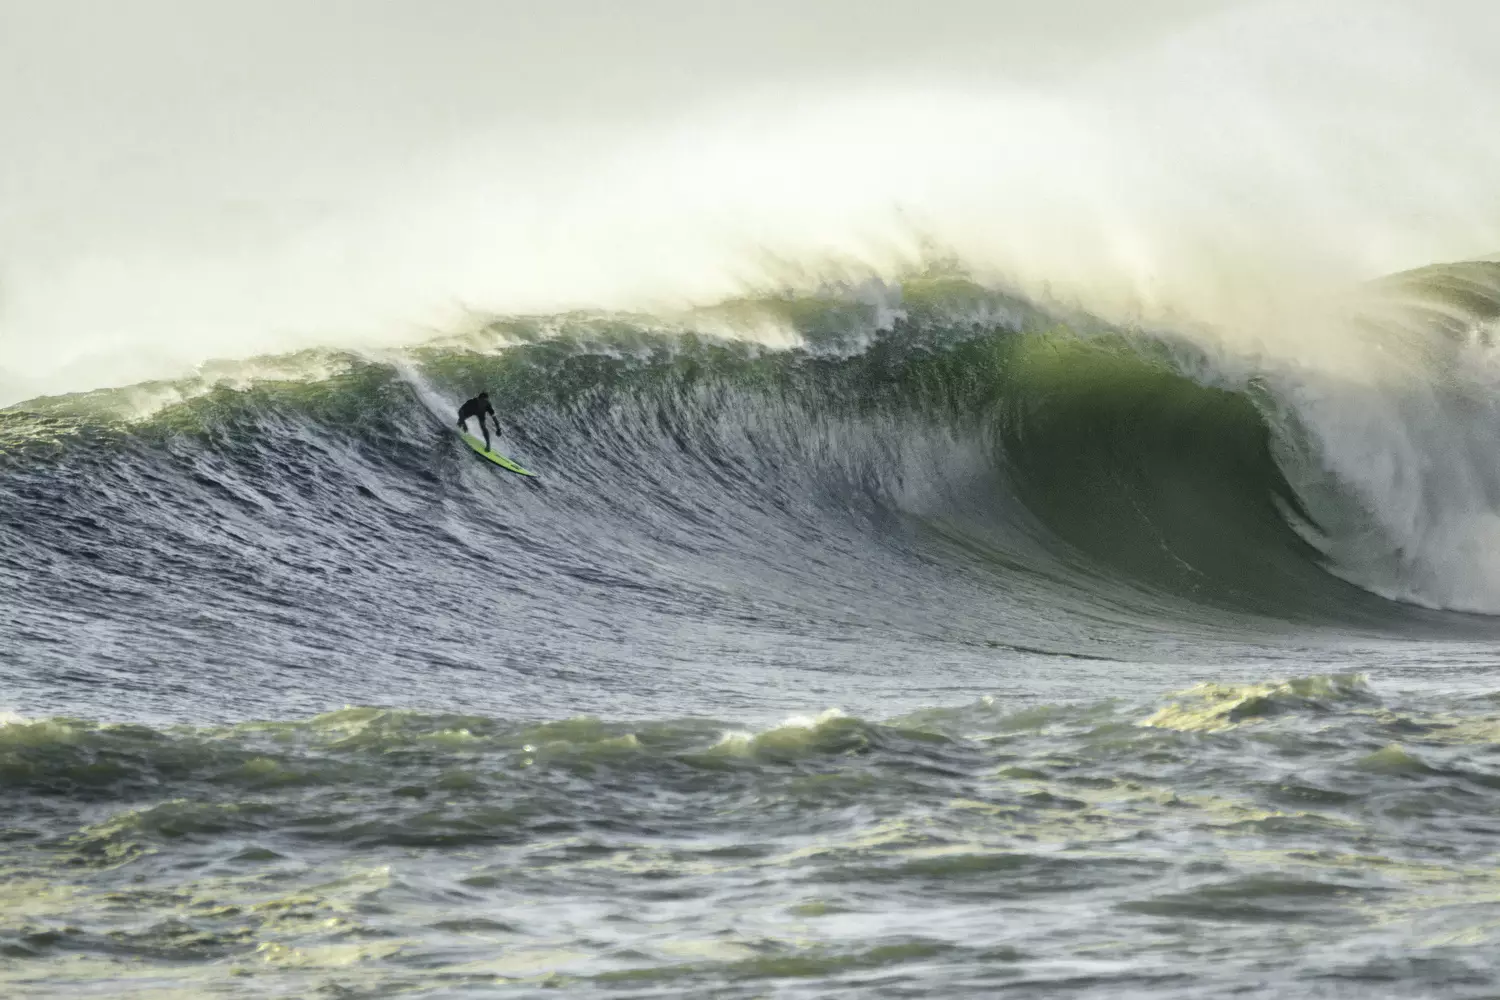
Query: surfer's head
[{"left": 478, "top": 391, "right": 489, "bottom": 399}]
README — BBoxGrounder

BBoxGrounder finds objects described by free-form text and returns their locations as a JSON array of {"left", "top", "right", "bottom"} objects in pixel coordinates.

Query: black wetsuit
[{"left": 457, "top": 395, "right": 500, "bottom": 447}]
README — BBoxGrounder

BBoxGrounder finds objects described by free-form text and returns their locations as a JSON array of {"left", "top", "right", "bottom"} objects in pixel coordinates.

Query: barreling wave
[{"left": 3, "top": 264, "right": 1499, "bottom": 711}]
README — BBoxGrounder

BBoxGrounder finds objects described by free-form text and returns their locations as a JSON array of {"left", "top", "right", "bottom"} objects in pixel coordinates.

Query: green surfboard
[{"left": 460, "top": 432, "right": 537, "bottom": 477}]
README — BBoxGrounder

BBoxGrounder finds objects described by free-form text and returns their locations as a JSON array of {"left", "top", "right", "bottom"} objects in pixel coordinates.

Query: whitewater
[{"left": 7, "top": 1, "right": 1500, "bottom": 997}]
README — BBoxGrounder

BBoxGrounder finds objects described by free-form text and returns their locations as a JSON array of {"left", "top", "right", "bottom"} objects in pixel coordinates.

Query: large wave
[{"left": 6, "top": 263, "right": 1500, "bottom": 714}]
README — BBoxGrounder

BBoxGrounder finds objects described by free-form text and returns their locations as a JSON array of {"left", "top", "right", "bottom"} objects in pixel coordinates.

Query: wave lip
[{"left": 6, "top": 267, "right": 1500, "bottom": 705}]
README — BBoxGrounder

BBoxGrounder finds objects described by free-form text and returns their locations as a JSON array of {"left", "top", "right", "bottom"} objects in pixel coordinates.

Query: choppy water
[{"left": 6, "top": 269, "right": 1500, "bottom": 997}]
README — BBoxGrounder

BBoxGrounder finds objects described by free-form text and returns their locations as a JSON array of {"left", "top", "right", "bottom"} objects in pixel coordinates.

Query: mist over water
[
  {"left": 3, "top": 0, "right": 1499, "bottom": 402},
  {"left": 7, "top": 2, "right": 1500, "bottom": 997}
]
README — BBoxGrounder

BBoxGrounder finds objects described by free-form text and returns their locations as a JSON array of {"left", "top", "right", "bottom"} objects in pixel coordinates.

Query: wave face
[
  {"left": 6, "top": 269, "right": 1500, "bottom": 723},
  {"left": 8, "top": 268, "right": 1500, "bottom": 997}
]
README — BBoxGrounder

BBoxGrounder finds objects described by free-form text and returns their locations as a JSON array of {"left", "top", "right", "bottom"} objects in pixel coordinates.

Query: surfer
[{"left": 457, "top": 391, "right": 503, "bottom": 450}]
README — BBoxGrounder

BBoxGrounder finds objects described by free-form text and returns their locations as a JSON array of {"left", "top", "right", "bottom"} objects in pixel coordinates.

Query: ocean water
[{"left": 6, "top": 268, "right": 1500, "bottom": 997}]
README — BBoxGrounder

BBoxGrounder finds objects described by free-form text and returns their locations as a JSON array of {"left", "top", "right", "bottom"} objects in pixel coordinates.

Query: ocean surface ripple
[{"left": 5, "top": 269, "right": 1500, "bottom": 997}]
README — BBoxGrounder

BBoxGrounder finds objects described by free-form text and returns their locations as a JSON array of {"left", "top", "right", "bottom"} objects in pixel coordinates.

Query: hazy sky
[
  {"left": 2, "top": 0, "right": 1234, "bottom": 226},
  {"left": 3, "top": 1, "right": 1236, "bottom": 134},
  {"left": 2, "top": 0, "right": 1497, "bottom": 402}
]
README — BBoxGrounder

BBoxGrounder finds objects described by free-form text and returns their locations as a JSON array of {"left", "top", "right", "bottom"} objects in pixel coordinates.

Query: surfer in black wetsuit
[{"left": 457, "top": 391, "right": 503, "bottom": 450}]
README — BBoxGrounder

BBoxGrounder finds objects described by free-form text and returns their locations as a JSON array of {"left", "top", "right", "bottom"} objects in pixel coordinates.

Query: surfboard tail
[{"left": 459, "top": 432, "right": 538, "bottom": 477}]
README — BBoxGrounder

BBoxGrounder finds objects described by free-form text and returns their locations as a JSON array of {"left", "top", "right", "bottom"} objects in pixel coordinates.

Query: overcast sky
[
  {"left": 2, "top": 1, "right": 1236, "bottom": 134},
  {"left": 1, "top": 1, "right": 1237, "bottom": 225}
]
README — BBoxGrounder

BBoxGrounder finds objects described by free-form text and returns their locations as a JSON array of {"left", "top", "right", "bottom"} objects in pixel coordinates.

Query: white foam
[
  {"left": 772, "top": 708, "right": 848, "bottom": 731},
  {"left": 1219, "top": 273, "right": 1500, "bottom": 613}
]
